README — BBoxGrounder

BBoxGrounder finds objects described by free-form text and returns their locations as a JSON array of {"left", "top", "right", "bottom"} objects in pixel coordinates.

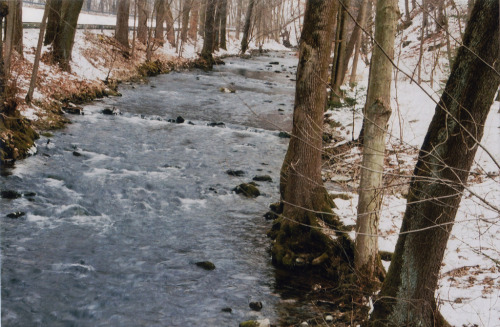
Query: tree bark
[
  {"left": 154, "top": 0, "right": 165, "bottom": 43},
  {"left": 52, "top": 0, "right": 84, "bottom": 72},
  {"left": 341, "top": 0, "right": 369, "bottom": 86},
  {"left": 200, "top": 0, "right": 217, "bottom": 63},
  {"left": 165, "top": 2, "right": 175, "bottom": 46},
  {"left": 330, "top": 0, "right": 350, "bottom": 103},
  {"left": 218, "top": 0, "right": 227, "bottom": 50},
  {"left": 272, "top": 0, "right": 340, "bottom": 268},
  {"left": 180, "top": 0, "right": 192, "bottom": 43},
  {"left": 371, "top": 1, "right": 499, "bottom": 325},
  {"left": 44, "top": 0, "right": 62, "bottom": 46},
  {"left": 137, "top": 0, "right": 148, "bottom": 43},
  {"left": 0, "top": 2, "right": 8, "bottom": 99},
  {"left": 235, "top": 0, "right": 242, "bottom": 39},
  {"left": 188, "top": 0, "right": 199, "bottom": 40},
  {"left": 115, "top": 0, "right": 130, "bottom": 49},
  {"left": 355, "top": 0, "right": 397, "bottom": 283},
  {"left": 240, "top": 0, "right": 254, "bottom": 54}
]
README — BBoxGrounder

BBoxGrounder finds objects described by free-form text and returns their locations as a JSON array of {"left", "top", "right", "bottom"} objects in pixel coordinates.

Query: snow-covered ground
[
  {"left": 329, "top": 1, "right": 500, "bottom": 325},
  {"left": 15, "top": 2, "right": 500, "bottom": 326}
]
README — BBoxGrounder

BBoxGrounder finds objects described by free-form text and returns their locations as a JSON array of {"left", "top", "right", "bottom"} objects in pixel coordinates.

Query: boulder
[
  {"left": 207, "top": 122, "right": 226, "bottom": 128},
  {"left": 102, "top": 107, "right": 121, "bottom": 115},
  {"left": 176, "top": 116, "right": 185, "bottom": 124}
]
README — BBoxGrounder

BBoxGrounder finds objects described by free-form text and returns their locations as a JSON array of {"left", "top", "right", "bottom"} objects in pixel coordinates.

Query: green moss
[
  {"left": 233, "top": 183, "right": 260, "bottom": 198},
  {"left": 137, "top": 60, "right": 169, "bottom": 77},
  {"left": 0, "top": 105, "right": 39, "bottom": 163},
  {"left": 239, "top": 321, "right": 259, "bottom": 327}
]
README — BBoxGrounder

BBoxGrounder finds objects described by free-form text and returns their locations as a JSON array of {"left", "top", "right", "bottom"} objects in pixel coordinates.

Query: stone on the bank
[
  {"left": 239, "top": 319, "right": 270, "bottom": 327},
  {"left": 233, "top": 183, "right": 260, "bottom": 198},
  {"left": 195, "top": 261, "right": 216, "bottom": 271}
]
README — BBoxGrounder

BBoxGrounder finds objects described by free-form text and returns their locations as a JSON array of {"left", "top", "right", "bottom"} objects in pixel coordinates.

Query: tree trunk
[
  {"left": 218, "top": 0, "right": 227, "bottom": 50},
  {"left": 330, "top": 0, "right": 350, "bottom": 104},
  {"left": 44, "top": 0, "right": 62, "bottom": 45},
  {"left": 235, "top": 0, "right": 242, "bottom": 39},
  {"left": 240, "top": 0, "right": 254, "bottom": 54},
  {"left": 213, "top": 0, "right": 221, "bottom": 51},
  {"left": 154, "top": 0, "right": 165, "bottom": 43},
  {"left": 12, "top": 0, "right": 22, "bottom": 56},
  {"left": 354, "top": 0, "right": 397, "bottom": 283},
  {"left": 272, "top": 0, "right": 341, "bottom": 268},
  {"left": 181, "top": 0, "right": 192, "bottom": 43},
  {"left": 52, "top": 0, "right": 84, "bottom": 72},
  {"left": 26, "top": 3, "right": 49, "bottom": 104},
  {"left": 0, "top": 2, "right": 8, "bottom": 99},
  {"left": 200, "top": 0, "right": 217, "bottom": 63},
  {"left": 188, "top": 0, "right": 199, "bottom": 40},
  {"left": 404, "top": 0, "right": 410, "bottom": 21},
  {"left": 115, "top": 0, "right": 130, "bottom": 49},
  {"left": 341, "top": 0, "right": 369, "bottom": 87},
  {"left": 137, "top": 0, "right": 148, "bottom": 43},
  {"left": 371, "top": 1, "right": 499, "bottom": 326},
  {"left": 165, "top": 2, "right": 175, "bottom": 46}
]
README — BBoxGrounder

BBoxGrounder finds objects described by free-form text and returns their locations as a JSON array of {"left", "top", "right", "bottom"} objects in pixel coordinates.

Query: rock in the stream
[
  {"left": 233, "top": 183, "right": 260, "bottom": 198},
  {"left": 1, "top": 190, "right": 22, "bottom": 199},
  {"left": 221, "top": 307, "right": 232, "bottom": 313},
  {"left": 175, "top": 116, "right": 185, "bottom": 124},
  {"left": 226, "top": 169, "right": 245, "bottom": 177},
  {"left": 220, "top": 87, "right": 236, "bottom": 93},
  {"left": 249, "top": 301, "right": 263, "bottom": 311},
  {"left": 102, "top": 107, "right": 121, "bottom": 115},
  {"left": 195, "top": 261, "right": 216, "bottom": 271},
  {"left": 72, "top": 151, "right": 82, "bottom": 157},
  {"left": 62, "top": 105, "right": 84, "bottom": 115},
  {"left": 23, "top": 192, "right": 36, "bottom": 197},
  {"left": 6, "top": 212, "right": 25, "bottom": 219},
  {"left": 207, "top": 122, "right": 226, "bottom": 128},
  {"left": 252, "top": 175, "right": 272, "bottom": 182}
]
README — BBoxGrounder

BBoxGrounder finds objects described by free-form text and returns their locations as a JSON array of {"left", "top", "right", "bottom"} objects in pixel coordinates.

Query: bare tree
[
  {"left": 115, "top": 0, "right": 131, "bottom": 49},
  {"left": 26, "top": 3, "right": 49, "bottom": 104},
  {"left": 354, "top": 0, "right": 398, "bottom": 283},
  {"left": 137, "top": 0, "right": 148, "bottom": 43},
  {"left": 51, "top": 0, "right": 84, "bottom": 72},
  {"left": 180, "top": 0, "right": 193, "bottom": 44},
  {"left": 371, "top": 1, "right": 499, "bottom": 325},
  {"left": 45, "top": 0, "right": 62, "bottom": 46},
  {"left": 200, "top": 0, "right": 217, "bottom": 65},
  {"left": 272, "top": 0, "right": 342, "bottom": 268},
  {"left": 240, "top": 0, "right": 254, "bottom": 54},
  {"left": 188, "top": 0, "right": 199, "bottom": 40}
]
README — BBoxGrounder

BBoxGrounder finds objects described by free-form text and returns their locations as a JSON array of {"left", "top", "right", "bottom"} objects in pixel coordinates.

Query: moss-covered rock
[
  {"left": 195, "top": 261, "right": 216, "bottom": 271},
  {"left": 233, "top": 183, "right": 260, "bottom": 198}
]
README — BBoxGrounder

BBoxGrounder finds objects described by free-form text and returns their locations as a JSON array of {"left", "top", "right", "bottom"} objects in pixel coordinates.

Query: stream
[{"left": 0, "top": 52, "right": 323, "bottom": 326}]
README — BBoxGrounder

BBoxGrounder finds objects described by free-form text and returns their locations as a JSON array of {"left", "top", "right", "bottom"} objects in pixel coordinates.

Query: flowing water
[{"left": 0, "top": 53, "right": 317, "bottom": 326}]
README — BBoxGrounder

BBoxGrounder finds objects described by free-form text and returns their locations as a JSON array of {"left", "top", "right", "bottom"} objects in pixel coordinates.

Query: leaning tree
[{"left": 371, "top": 0, "right": 499, "bottom": 325}]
